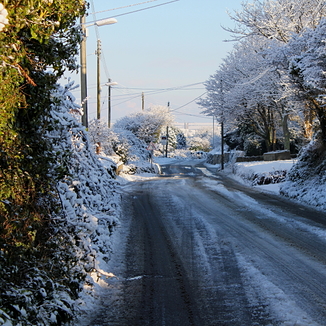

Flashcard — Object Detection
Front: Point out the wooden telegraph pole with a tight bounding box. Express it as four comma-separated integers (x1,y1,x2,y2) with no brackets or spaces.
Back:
80,15,88,128
165,102,170,157
108,78,112,128
96,39,101,120
220,79,224,170
142,92,145,111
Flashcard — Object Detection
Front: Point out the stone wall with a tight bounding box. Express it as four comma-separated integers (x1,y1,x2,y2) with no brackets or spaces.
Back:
206,150,292,165
263,150,291,161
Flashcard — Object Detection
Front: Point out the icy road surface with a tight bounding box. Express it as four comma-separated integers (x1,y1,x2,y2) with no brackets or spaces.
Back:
85,162,326,326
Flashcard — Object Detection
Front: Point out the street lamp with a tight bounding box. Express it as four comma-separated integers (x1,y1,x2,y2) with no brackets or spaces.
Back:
80,16,117,127
105,79,118,128
94,18,118,27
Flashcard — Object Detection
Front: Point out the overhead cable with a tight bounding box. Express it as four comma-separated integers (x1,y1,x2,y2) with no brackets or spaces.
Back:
90,0,111,79
92,0,160,15
170,92,207,112
85,0,180,25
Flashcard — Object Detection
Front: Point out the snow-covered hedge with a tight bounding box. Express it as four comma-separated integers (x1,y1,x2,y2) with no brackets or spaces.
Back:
53,83,120,265
110,128,148,164
280,134,326,209
233,160,294,186
0,83,120,325
88,120,149,162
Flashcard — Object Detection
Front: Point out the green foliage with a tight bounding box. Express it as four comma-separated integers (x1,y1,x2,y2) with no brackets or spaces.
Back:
165,126,179,149
176,131,187,149
287,132,326,183
0,0,85,251
243,134,265,156
0,222,86,325
0,0,86,324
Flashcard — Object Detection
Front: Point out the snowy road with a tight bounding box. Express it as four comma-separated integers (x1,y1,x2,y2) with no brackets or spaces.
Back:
85,162,326,326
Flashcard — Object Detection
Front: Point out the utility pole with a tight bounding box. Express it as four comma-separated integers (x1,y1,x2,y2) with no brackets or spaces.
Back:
220,79,224,170
165,125,169,158
165,102,170,157
142,92,144,111
96,39,101,120
221,120,224,170
212,115,215,149
80,15,88,128
108,78,112,128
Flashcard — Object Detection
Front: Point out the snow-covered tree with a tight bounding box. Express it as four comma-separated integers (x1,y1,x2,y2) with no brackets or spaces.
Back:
113,105,173,144
87,112,158,171
221,0,326,201
222,0,326,148
286,19,326,141
162,126,179,149
199,36,294,152
176,130,187,149
186,128,214,152
188,136,211,152
226,0,326,42
88,119,111,154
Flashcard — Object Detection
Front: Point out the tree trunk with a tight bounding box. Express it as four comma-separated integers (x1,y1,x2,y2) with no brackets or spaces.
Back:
303,104,314,140
317,107,326,143
272,126,277,151
309,98,326,145
282,114,291,151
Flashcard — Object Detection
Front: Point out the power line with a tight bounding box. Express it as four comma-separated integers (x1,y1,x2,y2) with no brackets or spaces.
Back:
70,82,205,99
115,82,204,91
85,0,180,25
108,86,205,106
90,0,100,40
112,82,205,99
90,0,111,80
170,92,207,112
71,76,207,116
92,0,160,15
112,94,142,107
174,112,212,119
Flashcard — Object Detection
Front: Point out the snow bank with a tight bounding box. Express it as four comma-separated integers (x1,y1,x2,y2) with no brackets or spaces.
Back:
281,176,326,210
0,82,121,325
232,160,295,187
280,137,326,211
49,83,121,293
228,151,326,211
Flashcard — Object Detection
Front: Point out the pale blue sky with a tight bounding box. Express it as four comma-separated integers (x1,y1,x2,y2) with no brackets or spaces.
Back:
66,0,244,125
